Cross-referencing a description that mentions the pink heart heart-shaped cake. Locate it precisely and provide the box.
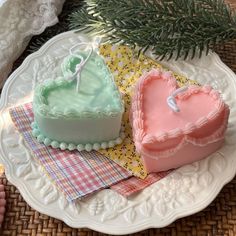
[131,69,230,173]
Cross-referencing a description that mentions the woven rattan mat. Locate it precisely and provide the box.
[1,1,236,235]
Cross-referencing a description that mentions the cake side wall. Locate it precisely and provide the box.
[142,139,225,173]
[34,110,122,144]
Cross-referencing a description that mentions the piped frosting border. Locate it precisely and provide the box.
[131,69,230,160]
[34,76,124,119]
[34,52,124,119]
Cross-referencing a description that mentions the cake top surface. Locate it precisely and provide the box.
[33,50,124,119]
[143,77,218,134]
[132,69,229,143]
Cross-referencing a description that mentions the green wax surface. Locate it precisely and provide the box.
[45,52,121,114]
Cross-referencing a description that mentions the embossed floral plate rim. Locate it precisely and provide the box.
[0,31,236,235]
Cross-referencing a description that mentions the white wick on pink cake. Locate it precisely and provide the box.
[130,69,230,173]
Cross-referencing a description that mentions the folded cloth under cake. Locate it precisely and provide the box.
[10,103,131,201]
[10,103,170,200]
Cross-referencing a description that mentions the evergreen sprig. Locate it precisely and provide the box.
[69,0,236,60]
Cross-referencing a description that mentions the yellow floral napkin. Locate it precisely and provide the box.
[98,44,197,178]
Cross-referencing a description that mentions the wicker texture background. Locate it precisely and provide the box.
[0,0,236,235]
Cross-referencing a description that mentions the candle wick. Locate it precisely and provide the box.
[167,86,188,112]
[68,42,93,92]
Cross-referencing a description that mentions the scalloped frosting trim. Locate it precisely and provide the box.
[31,122,125,152]
[34,76,124,119]
[131,68,230,159]
[136,108,229,160]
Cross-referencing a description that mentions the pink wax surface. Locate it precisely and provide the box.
[141,139,224,173]
[131,69,230,173]
[143,79,216,135]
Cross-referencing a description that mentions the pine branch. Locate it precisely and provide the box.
[68,0,236,60]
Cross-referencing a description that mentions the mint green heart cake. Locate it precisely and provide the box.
[32,47,124,151]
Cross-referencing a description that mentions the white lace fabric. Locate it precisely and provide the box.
[0,0,65,88]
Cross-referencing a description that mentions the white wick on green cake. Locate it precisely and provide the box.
[68,42,93,92]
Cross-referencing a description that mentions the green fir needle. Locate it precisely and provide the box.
[68,0,236,60]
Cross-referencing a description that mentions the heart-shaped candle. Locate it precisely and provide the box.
[131,69,229,173]
[33,47,124,151]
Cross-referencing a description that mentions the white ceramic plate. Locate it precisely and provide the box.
[0,31,236,235]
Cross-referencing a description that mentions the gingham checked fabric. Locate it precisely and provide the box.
[111,171,172,197]
[9,103,132,201]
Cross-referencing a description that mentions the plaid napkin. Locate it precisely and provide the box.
[10,103,171,200]
[111,171,171,197]
[9,103,132,201]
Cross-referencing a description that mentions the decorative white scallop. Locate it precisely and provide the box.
[58,196,69,210]
[139,201,152,217]
[199,172,213,188]
[210,152,226,173]
[88,198,104,216]
[69,202,80,215]
[34,178,45,190]
[40,183,54,198]
[24,172,40,181]
[8,152,29,164]
[43,190,58,205]
[178,162,200,174]
[101,211,118,222]
[3,137,19,148]
[15,163,31,177]
[124,208,136,223]
[17,85,31,94]
[154,200,167,217]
